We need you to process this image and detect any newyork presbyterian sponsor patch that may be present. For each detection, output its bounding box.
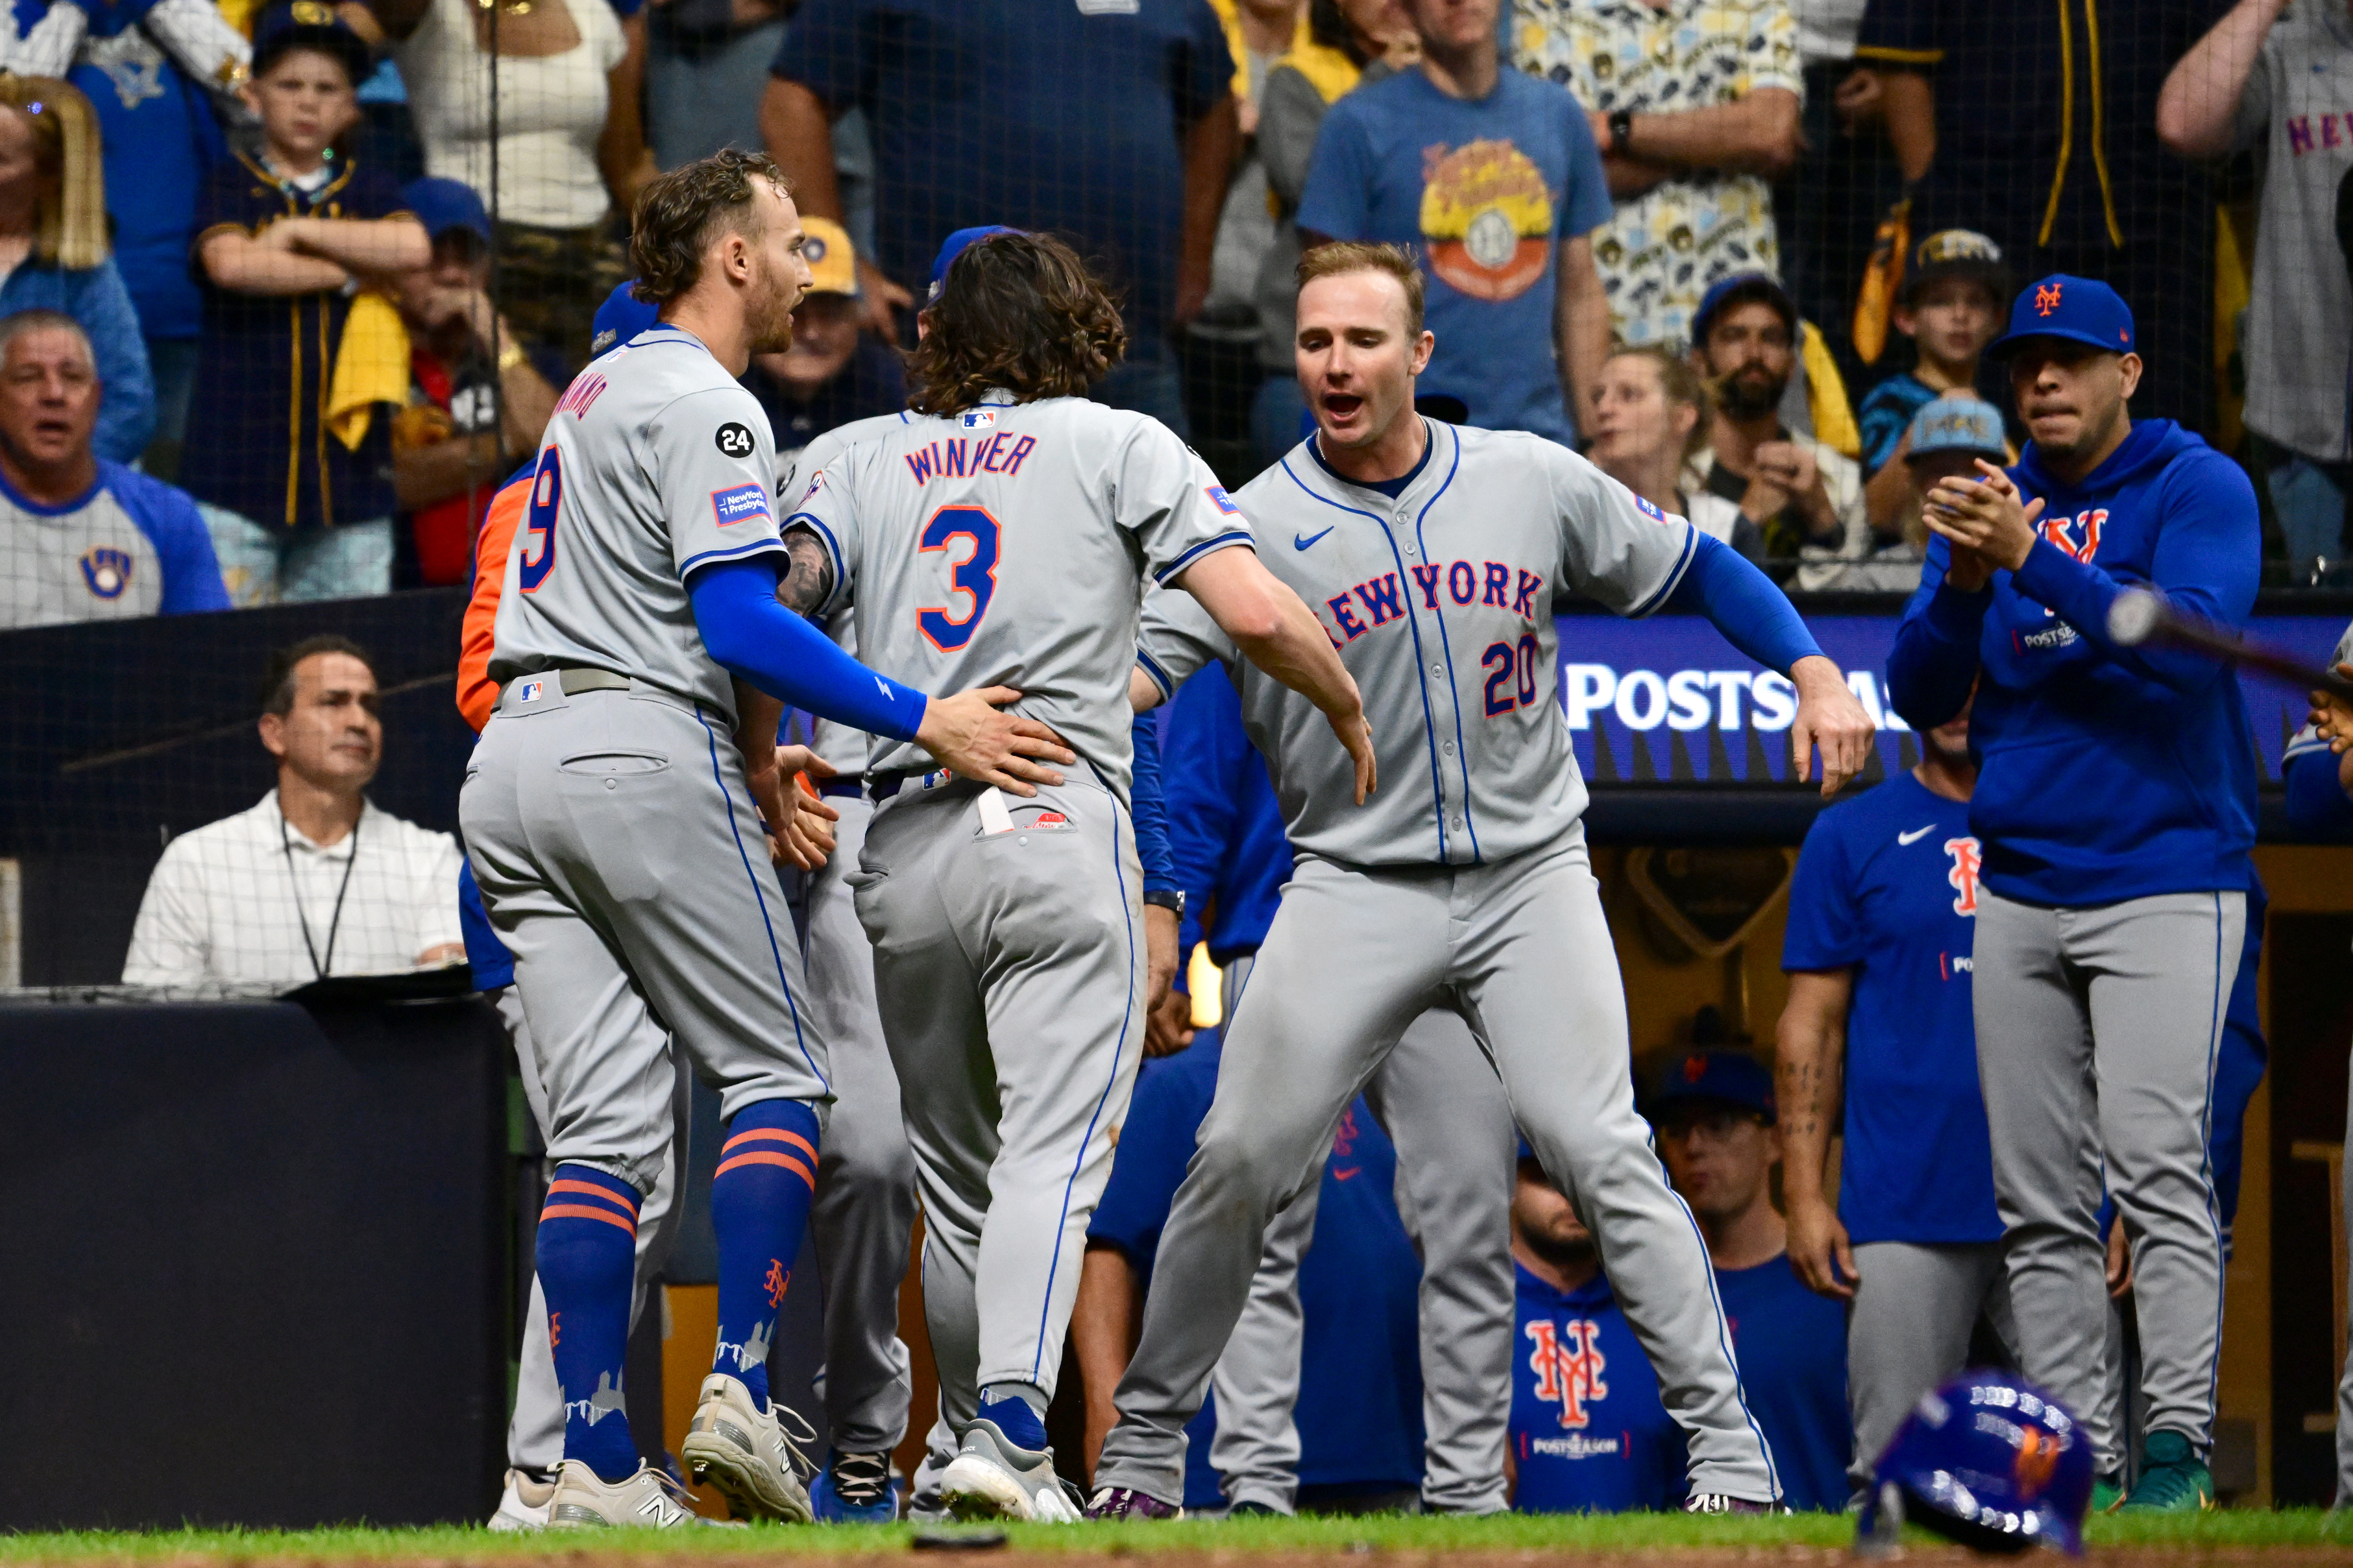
[713,483,772,527]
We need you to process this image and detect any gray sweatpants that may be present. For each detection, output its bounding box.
[1974,887,2243,1464]
[500,985,687,1472]
[851,773,1145,1434]
[1845,1240,2013,1497]
[1095,834,1779,1505]
[462,682,833,1190]
[803,795,920,1456]
[1208,956,1516,1515]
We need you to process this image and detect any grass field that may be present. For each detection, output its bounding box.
[5,1510,2350,1564]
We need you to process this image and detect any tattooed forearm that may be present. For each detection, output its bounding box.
[779,526,836,616]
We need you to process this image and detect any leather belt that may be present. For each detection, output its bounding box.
[818,776,864,800]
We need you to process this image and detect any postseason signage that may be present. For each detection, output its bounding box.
[1559,609,2346,788]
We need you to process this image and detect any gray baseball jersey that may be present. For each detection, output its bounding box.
[777,410,917,778]
[786,395,1252,802]
[1138,420,1696,865]
[489,324,788,721]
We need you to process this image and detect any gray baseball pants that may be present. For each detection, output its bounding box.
[1095,833,1780,1505]
[461,681,833,1193]
[1845,1240,2014,1497]
[1974,887,2243,1464]
[1208,955,1516,1515]
[498,986,687,1473]
[851,773,1145,1436]
[803,794,920,1456]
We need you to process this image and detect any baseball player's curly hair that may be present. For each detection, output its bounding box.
[629,149,790,307]
[906,231,1127,416]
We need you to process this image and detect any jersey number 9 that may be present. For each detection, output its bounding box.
[918,504,1000,651]
[520,447,561,593]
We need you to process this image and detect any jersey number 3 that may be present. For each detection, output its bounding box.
[520,446,561,592]
[918,504,999,651]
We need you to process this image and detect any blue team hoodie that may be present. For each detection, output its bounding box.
[1886,418,2260,906]
[1162,661,1292,967]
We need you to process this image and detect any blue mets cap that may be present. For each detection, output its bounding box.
[1647,1048,1775,1124]
[1990,274,2134,359]
[928,225,1025,302]
[402,176,491,248]
[1858,1371,2093,1556]
[1690,271,1796,345]
[591,280,660,358]
[1905,395,2008,464]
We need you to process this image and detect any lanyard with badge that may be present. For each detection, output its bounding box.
[282,810,361,980]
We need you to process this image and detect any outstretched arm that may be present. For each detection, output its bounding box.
[1171,546,1376,804]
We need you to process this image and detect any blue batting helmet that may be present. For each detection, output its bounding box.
[1857,1371,2093,1556]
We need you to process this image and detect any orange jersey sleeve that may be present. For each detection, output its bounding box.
[457,473,533,734]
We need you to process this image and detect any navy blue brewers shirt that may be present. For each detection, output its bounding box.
[182,151,406,531]
[771,0,1230,359]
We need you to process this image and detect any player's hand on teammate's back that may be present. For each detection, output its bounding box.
[916,687,1077,796]
[1789,655,1877,797]
[750,743,840,871]
[1785,1192,1857,1301]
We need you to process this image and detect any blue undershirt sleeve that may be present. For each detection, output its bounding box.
[1130,712,1178,897]
[685,556,927,742]
[1664,531,1823,673]
[2285,748,2353,839]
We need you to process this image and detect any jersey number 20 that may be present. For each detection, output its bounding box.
[1482,634,1541,716]
[918,505,999,651]
[520,447,561,592]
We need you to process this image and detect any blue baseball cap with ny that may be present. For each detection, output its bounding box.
[929,225,1025,302]
[1989,274,2135,359]
[590,280,660,359]
[1647,1048,1776,1124]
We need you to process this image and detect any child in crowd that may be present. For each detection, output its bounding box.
[1858,230,2010,537]
[181,0,427,607]
[1825,393,2012,592]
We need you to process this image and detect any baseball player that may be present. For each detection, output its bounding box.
[777,228,1372,1522]
[1088,241,1876,1519]
[1156,658,1518,1515]
[460,151,1066,1528]
[1890,276,2262,1512]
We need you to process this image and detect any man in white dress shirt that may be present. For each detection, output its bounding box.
[124,634,464,986]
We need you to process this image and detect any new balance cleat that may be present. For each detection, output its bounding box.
[488,1466,555,1530]
[1685,1492,1790,1514]
[938,1418,1083,1522]
[546,1459,695,1528]
[681,1373,816,1523]
[1086,1485,1183,1520]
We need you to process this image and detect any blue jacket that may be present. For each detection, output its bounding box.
[1161,661,1290,971]
[0,257,156,463]
[1886,419,2260,906]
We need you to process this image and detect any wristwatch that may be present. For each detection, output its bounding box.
[1609,109,1635,156]
[1142,888,1186,919]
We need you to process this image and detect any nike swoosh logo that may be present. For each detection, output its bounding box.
[1897,825,1936,845]
[1332,1165,1361,1181]
[1294,527,1335,551]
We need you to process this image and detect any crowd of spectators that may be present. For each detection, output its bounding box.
[0,0,2337,624]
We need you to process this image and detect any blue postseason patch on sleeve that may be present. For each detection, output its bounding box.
[1634,494,1666,522]
[1206,484,1240,516]
[713,483,772,527]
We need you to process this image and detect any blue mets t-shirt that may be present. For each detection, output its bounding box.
[1090,1036,1424,1507]
[1297,66,1611,446]
[1511,1263,1685,1512]
[1783,770,2001,1246]
[1716,1257,1850,1513]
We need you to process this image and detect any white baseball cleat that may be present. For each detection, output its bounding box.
[487,1467,556,1530]
[938,1419,1084,1523]
[680,1373,817,1523]
[546,1459,696,1528]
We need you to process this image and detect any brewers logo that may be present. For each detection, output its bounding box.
[80,546,132,599]
[1419,139,1555,302]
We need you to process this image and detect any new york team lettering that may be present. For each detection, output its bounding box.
[1945,836,1982,916]
[1526,1318,1607,1429]
[2287,114,2353,156]
[2038,508,2105,563]
[905,433,1036,485]
[1327,558,1544,644]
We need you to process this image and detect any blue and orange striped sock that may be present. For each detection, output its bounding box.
[709,1098,821,1412]
[537,1163,642,1482]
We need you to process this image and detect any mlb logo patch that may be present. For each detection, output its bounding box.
[517,679,547,704]
[1633,495,1667,523]
[712,483,772,527]
[960,409,997,430]
[1205,484,1240,516]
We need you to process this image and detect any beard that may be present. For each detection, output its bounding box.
[1713,363,1787,420]
[1923,730,1973,771]
[746,269,799,356]
[1520,1225,1599,1275]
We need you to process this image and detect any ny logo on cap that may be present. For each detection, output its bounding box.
[2035,282,2063,317]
